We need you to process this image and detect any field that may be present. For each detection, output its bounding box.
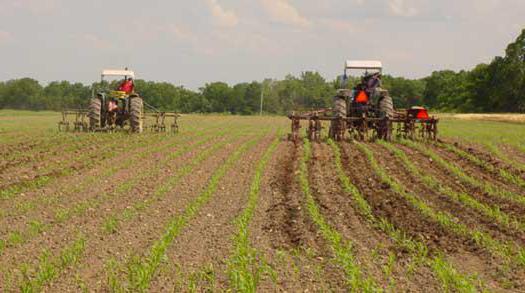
[1,110,525,292]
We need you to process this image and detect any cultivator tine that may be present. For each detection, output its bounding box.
[58,110,88,132]
[289,114,301,143]
[146,112,180,133]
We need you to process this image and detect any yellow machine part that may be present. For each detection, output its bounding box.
[109,91,129,99]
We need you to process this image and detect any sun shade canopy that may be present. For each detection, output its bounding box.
[101,69,135,79]
[345,60,383,71]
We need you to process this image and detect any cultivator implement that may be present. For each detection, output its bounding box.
[59,108,180,133]
[288,108,438,142]
[288,59,439,143]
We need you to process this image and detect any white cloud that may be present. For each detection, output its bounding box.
[388,0,418,17]
[80,34,113,50]
[0,30,13,44]
[260,0,311,28]
[206,0,239,28]
[3,0,61,15]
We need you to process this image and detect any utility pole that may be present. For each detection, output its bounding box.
[260,80,274,116]
[259,85,264,116]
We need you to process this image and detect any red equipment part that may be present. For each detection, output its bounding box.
[355,90,369,104]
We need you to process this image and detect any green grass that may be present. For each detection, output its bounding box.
[329,140,479,292]
[438,119,525,167]
[227,137,280,292]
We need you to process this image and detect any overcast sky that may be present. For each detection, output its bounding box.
[0,0,523,89]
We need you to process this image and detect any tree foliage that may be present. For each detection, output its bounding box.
[1,29,524,114]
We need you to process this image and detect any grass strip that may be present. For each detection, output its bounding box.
[437,142,525,189]
[329,140,478,292]
[299,139,379,292]
[399,140,525,207]
[227,137,280,292]
[356,142,525,269]
[380,141,525,233]
[119,135,263,292]
[17,236,86,293]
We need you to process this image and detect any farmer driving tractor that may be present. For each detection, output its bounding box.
[118,77,135,94]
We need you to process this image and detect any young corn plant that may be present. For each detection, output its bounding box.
[328,140,479,292]
[227,137,280,292]
[399,140,525,207]
[299,139,379,292]
[379,141,525,234]
[355,142,525,269]
[436,142,525,190]
[104,132,243,230]
[0,131,220,252]
[120,136,262,292]
[18,235,86,293]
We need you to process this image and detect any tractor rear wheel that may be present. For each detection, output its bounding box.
[333,96,346,117]
[129,95,144,133]
[88,97,102,130]
[378,95,394,119]
[378,95,394,140]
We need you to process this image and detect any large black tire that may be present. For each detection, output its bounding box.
[378,95,394,119]
[129,96,144,133]
[377,95,394,140]
[88,97,102,130]
[333,96,347,118]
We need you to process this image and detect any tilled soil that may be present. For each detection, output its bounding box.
[2,116,525,292]
[249,141,347,292]
[338,143,518,291]
[310,143,440,291]
[41,136,252,292]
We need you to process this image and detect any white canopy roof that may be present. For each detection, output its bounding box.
[101,69,135,78]
[345,60,383,70]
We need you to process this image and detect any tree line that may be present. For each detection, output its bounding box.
[1,29,523,114]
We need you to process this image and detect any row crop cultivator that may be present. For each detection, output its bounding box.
[59,69,179,133]
[289,60,438,142]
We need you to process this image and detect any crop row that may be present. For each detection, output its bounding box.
[299,140,379,292]
[111,135,265,292]
[436,142,525,189]
[329,141,478,292]
[379,141,525,234]
[227,137,280,292]
[0,133,157,201]
[399,140,525,207]
[0,131,224,256]
[0,123,219,223]
[7,131,254,290]
[356,142,525,271]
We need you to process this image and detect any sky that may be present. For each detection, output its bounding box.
[0,0,523,89]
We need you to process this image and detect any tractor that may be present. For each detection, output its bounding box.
[289,60,438,142]
[59,69,179,133]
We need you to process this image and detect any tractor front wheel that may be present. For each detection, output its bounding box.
[129,95,144,133]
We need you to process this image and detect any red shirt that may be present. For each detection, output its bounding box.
[118,80,134,94]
